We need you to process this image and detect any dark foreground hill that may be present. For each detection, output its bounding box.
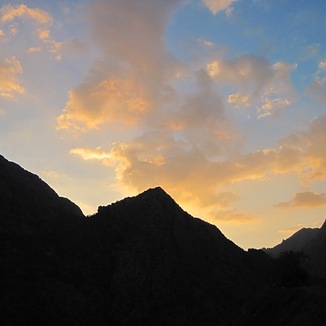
[1,154,326,325]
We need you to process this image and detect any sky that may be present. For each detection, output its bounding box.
[1,0,326,249]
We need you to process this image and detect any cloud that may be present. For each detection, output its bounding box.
[212,209,255,223]
[0,4,52,24]
[0,4,61,60]
[214,192,240,208]
[69,147,112,161]
[0,56,25,98]
[57,75,152,130]
[228,92,250,108]
[66,106,326,223]
[206,55,272,88]
[57,0,183,130]
[69,138,304,222]
[307,61,326,104]
[319,61,326,70]
[57,0,316,223]
[35,28,62,60]
[280,115,326,185]
[276,191,326,208]
[62,39,89,56]
[258,98,291,119]
[0,106,6,118]
[202,0,237,15]
[28,47,42,54]
[207,55,297,118]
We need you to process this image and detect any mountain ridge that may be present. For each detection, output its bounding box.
[2,153,326,325]
[263,227,320,258]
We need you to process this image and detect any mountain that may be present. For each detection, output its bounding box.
[1,154,326,325]
[0,154,83,221]
[263,227,319,258]
[0,155,103,325]
[84,187,265,325]
[306,220,326,279]
[262,222,326,280]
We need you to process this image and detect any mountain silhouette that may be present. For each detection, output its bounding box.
[1,154,326,325]
[263,227,319,258]
[85,186,265,324]
[263,222,326,280]
[306,220,326,279]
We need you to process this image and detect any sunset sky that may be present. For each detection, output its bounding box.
[1,0,326,249]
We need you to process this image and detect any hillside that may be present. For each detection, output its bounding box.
[1,154,326,325]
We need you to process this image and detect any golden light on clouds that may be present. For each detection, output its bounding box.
[202,0,236,15]
[68,140,307,223]
[227,92,250,108]
[0,4,62,61]
[212,209,255,224]
[258,98,291,119]
[0,4,52,24]
[69,147,112,162]
[276,191,326,208]
[206,56,296,118]
[2,0,326,249]
[0,56,25,98]
[57,77,150,130]
[53,0,325,229]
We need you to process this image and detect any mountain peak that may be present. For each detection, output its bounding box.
[139,186,174,201]
[0,153,83,219]
[143,186,167,195]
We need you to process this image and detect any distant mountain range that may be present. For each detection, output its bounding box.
[1,154,326,325]
[263,223,326,279]
[263,228,320,258]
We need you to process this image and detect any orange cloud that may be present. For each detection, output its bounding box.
[276,191,326,208]
[0,56,25,98]
[28,47,42,53]
[212,209,255,224]
[281,115,326,184]
[36,28,62,60]
[207,55,296,118]
[57,0,183,130]
[69,147,112,161]
[57,77,150,130]
[202,0,237,15]
[1,4,61,60]
[57,0,321,224]
[69,109,326,224]
[258,98,291,119]
[69,139,304,223]
[0,4,52,24]
[228,92,250,108]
